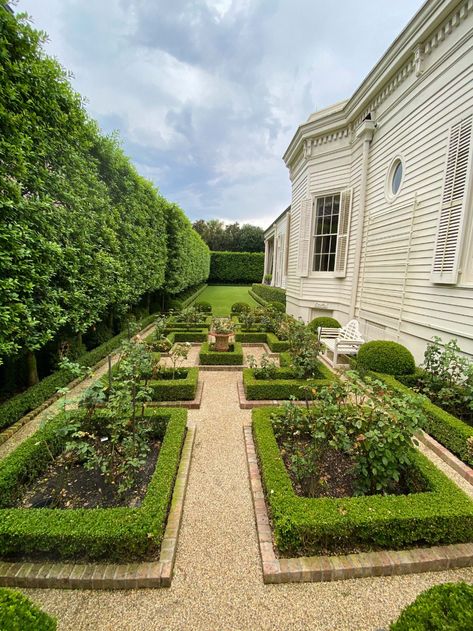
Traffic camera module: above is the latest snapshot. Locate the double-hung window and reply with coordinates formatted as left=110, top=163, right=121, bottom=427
left=312, top=193, right=340, bottom=272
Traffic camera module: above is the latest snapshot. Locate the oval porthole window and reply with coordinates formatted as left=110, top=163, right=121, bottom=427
left=391, top=159, right=403, bottom=195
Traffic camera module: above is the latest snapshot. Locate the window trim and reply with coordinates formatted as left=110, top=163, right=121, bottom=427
left=384, top=155, right=405, bottom=202
left=308, top=190, right=342, bottom=276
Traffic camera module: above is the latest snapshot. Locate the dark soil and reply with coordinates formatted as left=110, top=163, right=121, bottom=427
left=16, top=440, right=161, bottom=509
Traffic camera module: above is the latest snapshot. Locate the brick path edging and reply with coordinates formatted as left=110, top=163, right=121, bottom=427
left=243, top=426, right=473, bottom=584
left=0, top=322, right=156, bottom=448
left=416, top=430, right=473, bottom=485
left=0, top=426, right=195, bottom=590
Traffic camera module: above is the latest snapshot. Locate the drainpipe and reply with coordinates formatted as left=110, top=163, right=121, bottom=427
left=349, top=119, right=375, bottom=318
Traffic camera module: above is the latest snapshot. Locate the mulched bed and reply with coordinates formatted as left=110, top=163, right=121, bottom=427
left=16, top=440, right=161, bottom=509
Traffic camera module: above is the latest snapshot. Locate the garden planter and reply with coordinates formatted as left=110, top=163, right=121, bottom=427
left=212, top=332, right=232, bottom=351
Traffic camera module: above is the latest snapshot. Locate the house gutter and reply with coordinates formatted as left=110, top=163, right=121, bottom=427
left=349, top=120, right=376, bottom=318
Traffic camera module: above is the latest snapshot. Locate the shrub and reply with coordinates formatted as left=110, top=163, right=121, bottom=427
left=199, top=342, right=243, bottom=365
left=167, top=283, right=207, bottom=310
left=0, top=588, right=56, bottom=630
left=194, top=301, right=212, bottom=313
left=251, top=283, right=286, bottom=306
left=209, top=251, right=264, bottom=283
left=243, top=365, right=333, bottom=400
left=269, top=301, right=285, bottom=313
left=357, top=340, right=415, bottom=376
left=231, top=302, right=251, bottom=314
left=307, top=316, right=341, bottom=332
left=148, top=368, right=199, bottom=401
left=390, top=582, right=473, bottom=630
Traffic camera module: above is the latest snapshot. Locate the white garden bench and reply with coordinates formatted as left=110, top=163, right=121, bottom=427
left=318, top=319, right=364, bottom=367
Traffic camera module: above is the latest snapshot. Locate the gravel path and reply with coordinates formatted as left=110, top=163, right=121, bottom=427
left=20, top=369, right=473, bottom=631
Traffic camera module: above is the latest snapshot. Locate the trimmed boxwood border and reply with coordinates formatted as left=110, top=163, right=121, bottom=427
left=165, top=329, right=208, bottom=343
left=0, top=408, right=187, bottom=561
left=199, top=342, right=243, bottom=365
left=251, top=284, right=286, bottom=306
left=148, top=367, right=199, bottom=401
left=372, top=372, right=473, bottom=467
left=243, top=364, right=334, bottom=400
left=252, top=407, right=473, bottom=557
left=235, top=330, right=289, bottom=351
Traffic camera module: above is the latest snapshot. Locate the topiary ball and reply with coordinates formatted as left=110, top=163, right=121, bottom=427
left=390, top=582, right=473, bottom=630
left=357, top=340, right=415, bottom=376
left=269, top=302, right=285, bottom=313
left=194, top=301, right=212, bottom=313
left=0, top=588, right=57, bottom=630
left=307, top=316, right=341, bottom=332
left=231, top=302, right=251, bottom=314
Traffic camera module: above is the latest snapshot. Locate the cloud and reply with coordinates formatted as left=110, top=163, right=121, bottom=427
left=17, top=0, right=424, bottom=227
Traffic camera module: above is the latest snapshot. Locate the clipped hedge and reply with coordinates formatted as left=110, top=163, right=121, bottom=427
left=375, top=373, right=473, bottom=466
left=209, top=251, right=264, bottom=283
left=243, top=365, right=334, bottom=400
left=0, top=313, right=157, bottom=433
left=0, top=408, right=187, bottom=560
left=231, top=302, right=251, bottom=314
left=199, top=342, right=243, bottom=365
left=266, top=333, right=290, bottom=352
left=235, top=332, right=268, bottom=344
left=253, top=407, right=473, bottom=556
left=307, top=316, right=341, bottom=332
left=390, top=582, right=473, bottom=630
left=166, top=330, right=208, bottom=343
left=357, top=341, right=416, bottom=376
left=194, top=301, right=212, bottom=313
left=0, top=588, right=57, bottom=630
left=148, top=368, right=199, bottom=401
left=251, top=283, right=286, bottom=306
left=167, top=283, right=207, bottom=310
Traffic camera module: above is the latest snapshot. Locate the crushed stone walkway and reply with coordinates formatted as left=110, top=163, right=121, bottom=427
left=21, top=368, right=473, bottom=631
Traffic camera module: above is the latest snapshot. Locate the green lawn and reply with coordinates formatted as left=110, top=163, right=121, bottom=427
left=192, top=285, right=258, bottom=316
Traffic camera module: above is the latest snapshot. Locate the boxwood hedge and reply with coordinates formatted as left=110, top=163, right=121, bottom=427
left=251, top=284, right=286, bottom=306
left=0, top=408, right=187, bottom=561
left=243, top=364, right=334, bottom=400
left=199, top=342, right=243, bottom=365
left=0, top=588, right=57, bottom=630
left=253, top=407, right=473, bottom=556
left=148, top=368, right=199, bottom=401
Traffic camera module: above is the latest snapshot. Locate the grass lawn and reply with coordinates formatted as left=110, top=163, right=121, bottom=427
left=192, top=285, right=258, bottom=316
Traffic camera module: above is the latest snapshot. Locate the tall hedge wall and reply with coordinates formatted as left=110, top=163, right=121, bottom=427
left=0, top=7, right=209, bottom=382
left=209, top=251, right=264, bottom=283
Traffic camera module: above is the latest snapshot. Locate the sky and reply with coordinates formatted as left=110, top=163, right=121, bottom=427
left=15, top=0, right=425, bottom=228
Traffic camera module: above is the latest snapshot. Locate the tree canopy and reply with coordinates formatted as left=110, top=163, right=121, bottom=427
left=192, top=219, right=264, bottom=252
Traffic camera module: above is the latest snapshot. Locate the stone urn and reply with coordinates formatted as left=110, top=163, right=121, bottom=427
left=213, top=332, right=231, bottom=352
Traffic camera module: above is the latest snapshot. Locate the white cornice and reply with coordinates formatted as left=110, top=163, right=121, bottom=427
left=283, top=0, right=472, bottom=168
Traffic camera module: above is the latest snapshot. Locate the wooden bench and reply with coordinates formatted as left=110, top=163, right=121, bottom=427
left=318, top=319, right=364, bottom=367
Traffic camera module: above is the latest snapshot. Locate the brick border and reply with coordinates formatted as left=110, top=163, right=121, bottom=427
left=147, top=382, right=204, bottom=409
left=0, top=426, right=195, bottom=590
left=243, top=426, right=473, bottom=583
left=0, top=322, right=156, bottom=448
left=416, top=429, right=473, bottom=485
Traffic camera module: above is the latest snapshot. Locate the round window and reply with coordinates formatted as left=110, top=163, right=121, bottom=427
left=391, top=160, right=403, bottom=195
left=385, top=156, right=405, bottom=201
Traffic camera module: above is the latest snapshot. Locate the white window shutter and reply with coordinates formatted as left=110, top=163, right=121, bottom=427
left=297, top=199, right=312, bottom=277
left=431, top=115, right=472, bottom=284
left=334, top=188, right=353, bottom=278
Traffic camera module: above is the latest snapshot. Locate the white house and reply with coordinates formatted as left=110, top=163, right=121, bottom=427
left=265, top=0, right=473, bottom=361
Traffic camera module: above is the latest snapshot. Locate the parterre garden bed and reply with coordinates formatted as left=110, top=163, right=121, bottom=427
left=0, top=407, right=187, bottom=561
left=199, top=341, right=243, bottom=365
left=243, top=363, right=334, bottom=400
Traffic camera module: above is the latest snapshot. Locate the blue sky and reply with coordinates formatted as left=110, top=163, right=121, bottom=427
left=16, top=0, right=425, bottom=228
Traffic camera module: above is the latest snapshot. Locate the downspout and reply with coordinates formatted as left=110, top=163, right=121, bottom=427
left=349, top=119, right=375, bottom=318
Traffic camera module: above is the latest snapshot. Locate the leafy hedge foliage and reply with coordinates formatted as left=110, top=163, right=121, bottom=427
left=251, top=284, right=286, bottom=306
left=357, top=341, right=416, bottom=376
left=148, top=368, right=199, bottom=401
left=243, top=365, right=334, bottom=400
left=166, top=330, right=208, bottom=343
left=307, top=316, right=341, bottom=332
left=266, top=333, right=290, bottom=352
left=0, top=9, right=209, bottom=368
left=0, top=314, right=157, bottom=432
left=376, top=373, right=473, bottom=466
left=231, top=302, right=251, bottom=314
left=194, top=301, right=212, bottom=313
left=390, top=582, right=473, bottom=630
left=253, top=407, right=473, bottom=556
left=199, top=342, right=243, bottom=365
left=0, top=408, right=186, bottom=560
left=209, top=252, right=264, bottom=283
left=167, top=284, right=207, bottom=310
left=235, top=332, right=268, bottom=344
left=0, top=589, right=56, bottom=630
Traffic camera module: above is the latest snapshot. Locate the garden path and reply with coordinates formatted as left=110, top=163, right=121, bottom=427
left=22, top=368, right=473, bottom=631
